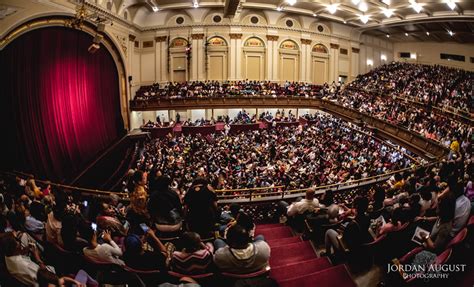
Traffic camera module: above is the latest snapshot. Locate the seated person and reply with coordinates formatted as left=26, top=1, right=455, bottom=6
left=60, top=215, right=88, bottom=253
left=171, top=232, right=214, bottom=275
left=408, top=196, right=456, bottom=272
left=148, top=174, right=183, bottom=232
left=82, top=227, right=124, bottom=266
left=37, top=267, right=98, bottom=287
left=277, top=188, right=319, bottom=223
left=123, top=228, right=168, bottom=271
left=1, top=232, right=55, bottom=286
left=322, top=196, right=371, bottom=257
left=96, top=202, right=127, bottom=236
left=377, top=207, right=407, bottom=237
left=214, top=224, right=270, bottom=274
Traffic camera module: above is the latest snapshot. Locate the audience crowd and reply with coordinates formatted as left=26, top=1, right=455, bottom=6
left=134, top=113, right=415, bottom=194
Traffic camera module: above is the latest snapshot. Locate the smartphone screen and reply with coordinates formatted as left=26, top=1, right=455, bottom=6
left=83, top=200, right=88, bottom=207
left=91, top=223, right=97, bottom=231
left=139, top=223, right=149, bottom=233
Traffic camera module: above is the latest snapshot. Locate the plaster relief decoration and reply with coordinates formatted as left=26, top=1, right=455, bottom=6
left=280, top=40, right=298, bottom=50
left=115, top=35, right=127, bottom=54
left=245, top=37, right=264, bottom=47
left=208, top=36, right=227, bottom=46
left=0, top=5, right=18, bottom=20
left=313, top=44, right=328, bottom=53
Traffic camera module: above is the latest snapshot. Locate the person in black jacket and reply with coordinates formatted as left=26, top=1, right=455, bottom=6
left=147, top=173, right=183, bottom=231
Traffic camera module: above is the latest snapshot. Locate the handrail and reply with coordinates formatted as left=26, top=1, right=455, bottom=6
left=1, top=160, right=437, bottom=204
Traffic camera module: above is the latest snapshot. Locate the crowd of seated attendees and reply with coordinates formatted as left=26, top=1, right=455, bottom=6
left=280, top=147, right=472, bottom=269
left=325, top=87, right=472, bottom=147
left=133, top=113, right=416, bottom=193
left=134, top=80, right=324, bottom=101
left=258, top=109, right=297, bottom=123
left=0, top=170, right=281, bottom=286
left=346, top=62, right=473, bottom=113
left=132, top=63, right=472, bottom=148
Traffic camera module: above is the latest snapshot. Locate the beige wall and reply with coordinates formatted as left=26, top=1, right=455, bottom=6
left=393, top=42, right=474, bottom=71
left=359, top=34, right=394, bottom=74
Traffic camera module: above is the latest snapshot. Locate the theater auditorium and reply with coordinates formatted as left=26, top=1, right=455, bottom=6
left=0, top=0, right=473, bottom=286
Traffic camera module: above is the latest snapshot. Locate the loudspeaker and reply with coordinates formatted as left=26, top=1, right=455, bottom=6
left=128, top=76, right=133, bottom=82
left=97, top=23, right=106, bottom=33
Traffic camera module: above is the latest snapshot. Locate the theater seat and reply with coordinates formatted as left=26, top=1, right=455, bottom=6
left=446, top=228, right=468, bottom=249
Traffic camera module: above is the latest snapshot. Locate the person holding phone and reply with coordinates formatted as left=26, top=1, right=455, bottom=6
left=1, top=232, right=56, bottom=286
left=82, top=226, right=124, bottom=266
left=123, top=228, right=168, bottom=271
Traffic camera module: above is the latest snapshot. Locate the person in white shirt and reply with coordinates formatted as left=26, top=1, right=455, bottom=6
left=83, top=228, right=124, bottom=266
left=287, top=188, right=320, bottom=217
left=1, top=232, right=55, bottom=286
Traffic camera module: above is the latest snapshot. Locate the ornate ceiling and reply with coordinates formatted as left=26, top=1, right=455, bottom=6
left=95, top=1, right=474, bottom=42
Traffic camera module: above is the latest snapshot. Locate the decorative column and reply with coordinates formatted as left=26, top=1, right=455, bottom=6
left=329, top=43, right=339, bottom=83
left=229, top=33, right=243, bottom=81
left=266, top=35, right=279, bottom=82
left=155, top=36, right=168, bottom=83
left=191, top=33, right=205, bottom=81
left=350, top=47, right=360, bottom=82
left=300, top=39, right=312, bottom=83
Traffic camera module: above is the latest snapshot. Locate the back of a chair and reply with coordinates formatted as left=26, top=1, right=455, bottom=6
left=447, top=228, right=468, bottom=249
left=221, top=266, right=271, bottom=279
left=168, top=270, right=214, bottom=280
left=435, top=248, right=452, bottom=265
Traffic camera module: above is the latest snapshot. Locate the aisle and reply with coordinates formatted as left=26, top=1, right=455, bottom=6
left=255, top=223, right=357, bottom=287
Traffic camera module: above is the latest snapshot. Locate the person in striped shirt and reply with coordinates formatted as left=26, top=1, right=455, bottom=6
left=171, top=232, right=214, bottom=275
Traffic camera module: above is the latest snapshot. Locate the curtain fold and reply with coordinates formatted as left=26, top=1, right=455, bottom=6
left=0, top=27, right=124, bottom=182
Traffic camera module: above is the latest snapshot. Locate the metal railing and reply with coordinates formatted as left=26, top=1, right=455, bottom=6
left=2, top=160, right=437, bottom=204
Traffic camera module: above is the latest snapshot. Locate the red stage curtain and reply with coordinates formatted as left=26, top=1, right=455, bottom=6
left=0, top=27, right=124, bottom=182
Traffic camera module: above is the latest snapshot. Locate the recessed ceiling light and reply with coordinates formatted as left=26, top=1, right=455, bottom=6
left=382, top=0, right=391, bottom=4
left=359, top=2, right=368, bottom=12
left=193, top=1, right=199, bottom=8
left=152, top=6, right=159, bottom=12
left=382, top=8, right=394, bottom=18
left=405, top=33, right=409, bottom=36
left=446, top=0, right=456, bottom=10
left=327, top=4, right=338, bottom=14
left=448, top=30, right=454, bottom=36
left=352, top=0, right=361, bottom=5
left=386, top=34, right=390, bottom=38
left=286, top=0, right=297, bottom=5
left=360, top=15, right=369, bottom=24
left=343, top=20, right=347, bottom=24
left=426, top=31, right=430, bottom=35
left=276, top=6, right=282, bottom=11
left=312, top=13, right=317, bottom=17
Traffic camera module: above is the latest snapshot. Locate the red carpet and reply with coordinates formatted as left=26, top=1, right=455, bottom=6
left=256, top=226, right=293, bottom=240
left=255, top=223, right=356, bottom=286
left=278, top=265, right=357, bottom=287
left=270, top=257, right=332, bottom=282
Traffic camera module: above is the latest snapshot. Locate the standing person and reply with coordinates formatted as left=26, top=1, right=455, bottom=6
left=184, top=178, right=218, bottom=237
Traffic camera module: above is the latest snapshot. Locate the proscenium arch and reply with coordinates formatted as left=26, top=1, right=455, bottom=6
left=0, top=15, right=130, bottom=129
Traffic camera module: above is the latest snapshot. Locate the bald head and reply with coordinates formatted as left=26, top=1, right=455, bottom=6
left=305, top=188, right=315, bottom=200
